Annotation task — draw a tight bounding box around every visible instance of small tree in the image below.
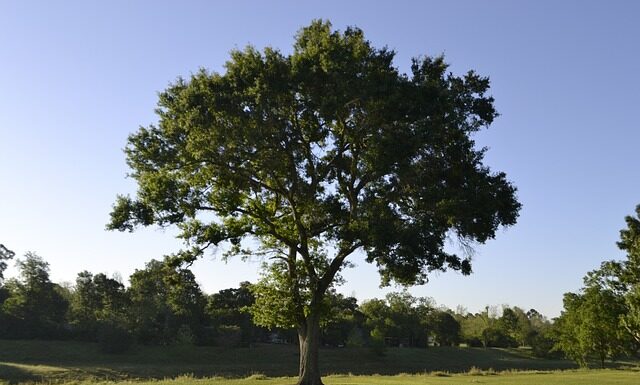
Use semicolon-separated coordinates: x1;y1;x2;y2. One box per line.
107;21;520;385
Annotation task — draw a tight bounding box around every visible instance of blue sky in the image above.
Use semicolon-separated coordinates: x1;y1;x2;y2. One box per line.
1;0;639;317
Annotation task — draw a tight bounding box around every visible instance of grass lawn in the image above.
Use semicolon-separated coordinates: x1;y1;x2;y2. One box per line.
0;340;638;384
3;370;640;385
152;371;640;385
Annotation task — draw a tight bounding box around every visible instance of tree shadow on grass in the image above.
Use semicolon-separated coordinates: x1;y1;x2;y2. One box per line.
0;363;41;384
1;343;637;382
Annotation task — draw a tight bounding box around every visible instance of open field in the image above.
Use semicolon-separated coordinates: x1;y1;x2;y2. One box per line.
0;340;638;384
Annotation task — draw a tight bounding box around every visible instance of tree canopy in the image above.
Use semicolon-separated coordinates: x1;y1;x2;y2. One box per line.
107;20;520;385
0;243;15;284
556;205;640;367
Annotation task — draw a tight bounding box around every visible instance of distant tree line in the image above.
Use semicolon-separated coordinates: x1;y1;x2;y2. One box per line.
0;249;554;355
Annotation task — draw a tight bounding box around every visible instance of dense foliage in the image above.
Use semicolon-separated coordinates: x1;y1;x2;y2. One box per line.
555;205;640;367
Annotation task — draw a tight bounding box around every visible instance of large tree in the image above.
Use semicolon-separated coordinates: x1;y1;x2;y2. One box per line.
555;286;628;367
555;206;640;368
108;21;520;385
582;205;640;347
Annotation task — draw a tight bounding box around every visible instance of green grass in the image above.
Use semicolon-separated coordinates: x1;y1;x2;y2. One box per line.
3;371;640;385
0;340;638;384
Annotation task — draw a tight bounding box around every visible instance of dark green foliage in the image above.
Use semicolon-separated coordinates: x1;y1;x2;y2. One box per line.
97;321;133;354
127;259;207;345
207;281;267;345
70;271;129;340
0;244;15;284
368;328;387;356
481;326;517;348
320;293;362;347
0;252;69;339
530;325;559;358
427;311;461;346
360;292;432;348
215;325;242;348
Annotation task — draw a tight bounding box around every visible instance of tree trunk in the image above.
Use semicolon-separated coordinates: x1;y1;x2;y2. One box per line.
297;314;323;385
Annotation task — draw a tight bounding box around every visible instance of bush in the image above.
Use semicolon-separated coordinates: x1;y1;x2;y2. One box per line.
97;322;132;354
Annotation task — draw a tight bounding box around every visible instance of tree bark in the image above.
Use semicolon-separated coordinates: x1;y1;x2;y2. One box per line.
297;313;323;385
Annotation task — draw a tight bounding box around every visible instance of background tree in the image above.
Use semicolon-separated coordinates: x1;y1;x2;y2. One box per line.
0;244;14;333
1;252;69;339
614;205;640;345
359;292;433;348
427;310;461;346
359;298;392;346
497;306;530;347
70;271;130;340
127;259;206;345
318;292;361;347
385;291;432;347
522;308;557;357
0;244;15;284
457;306;495;347
107;20;520;385
207;281;266;345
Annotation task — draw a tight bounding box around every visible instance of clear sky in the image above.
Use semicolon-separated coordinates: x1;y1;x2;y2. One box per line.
1;0;639;318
